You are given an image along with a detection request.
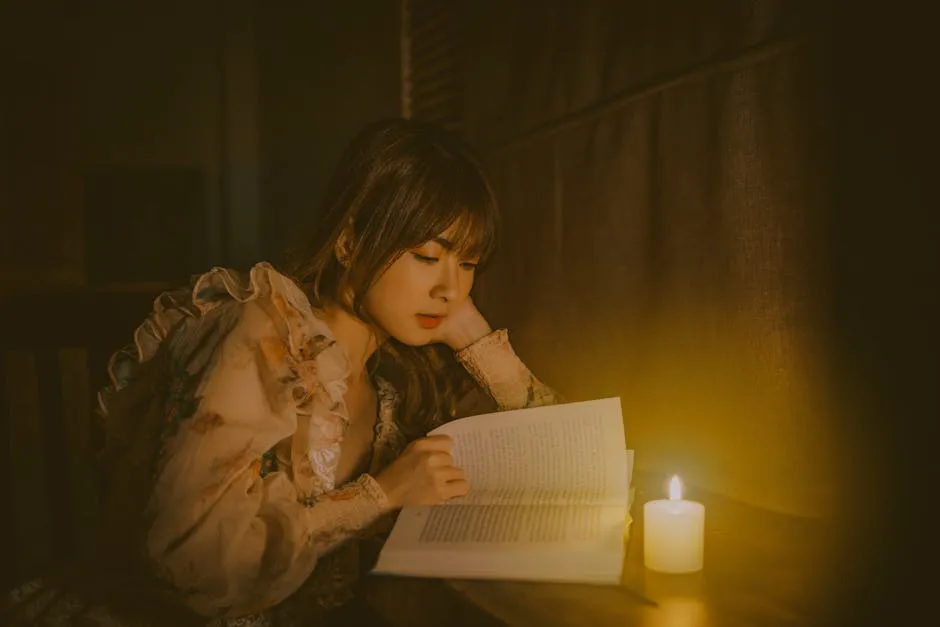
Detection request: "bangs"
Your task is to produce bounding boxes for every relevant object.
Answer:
[442,207,497,263]
[351,121,501,278]
[397,159,499,265]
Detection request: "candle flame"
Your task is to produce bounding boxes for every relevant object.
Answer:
[668,475,683,500]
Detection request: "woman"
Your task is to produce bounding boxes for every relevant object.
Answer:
[3,118,562,625]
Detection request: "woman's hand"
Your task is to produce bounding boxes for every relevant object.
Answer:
[373,435,469,508]
[433,297,493,351]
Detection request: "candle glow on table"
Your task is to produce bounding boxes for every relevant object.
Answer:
[643,475,705,573]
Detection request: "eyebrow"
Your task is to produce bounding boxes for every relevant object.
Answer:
[428,235,481,259]
[432,237,454,250]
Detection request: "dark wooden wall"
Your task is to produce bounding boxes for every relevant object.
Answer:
[1,0,400,587]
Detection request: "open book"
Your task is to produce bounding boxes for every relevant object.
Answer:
[371,397,634,585]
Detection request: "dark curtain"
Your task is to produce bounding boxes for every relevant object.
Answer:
[450,3,939,621]
[460,0,835,519]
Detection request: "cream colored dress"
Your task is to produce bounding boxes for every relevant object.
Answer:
[2,262,562,626]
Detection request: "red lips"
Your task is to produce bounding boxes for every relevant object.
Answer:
[416,314,444,329]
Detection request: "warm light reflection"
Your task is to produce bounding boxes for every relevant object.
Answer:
[642,598,708,627]
[668,475,683,501]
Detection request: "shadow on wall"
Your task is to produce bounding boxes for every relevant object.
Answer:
[466,0,837,519]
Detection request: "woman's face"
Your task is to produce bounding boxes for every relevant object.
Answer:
[363,224,480,346]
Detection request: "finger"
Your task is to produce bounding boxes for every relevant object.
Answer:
[414,434,452,452]
[424,451,454,468]
[434,466,466,482]
[443,479,470,498]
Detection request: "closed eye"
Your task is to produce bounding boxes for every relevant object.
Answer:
[412,253,438,263]
[460,262,478,271]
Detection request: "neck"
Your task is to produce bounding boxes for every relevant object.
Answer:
[319,303,383,382]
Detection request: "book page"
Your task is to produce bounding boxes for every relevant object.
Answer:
[372,398,633,583]
[372,503,628,583]
[380,487,634,551]
[430,397,628,505]
[414,504,624,545]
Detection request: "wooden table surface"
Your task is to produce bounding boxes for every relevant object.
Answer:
[361,472,837,627]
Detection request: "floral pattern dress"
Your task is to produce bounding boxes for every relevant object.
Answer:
[1,262,562,626]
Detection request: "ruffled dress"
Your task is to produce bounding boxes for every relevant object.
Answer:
[1,262,562,626]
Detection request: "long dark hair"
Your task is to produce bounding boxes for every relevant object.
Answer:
[284,118,500,436]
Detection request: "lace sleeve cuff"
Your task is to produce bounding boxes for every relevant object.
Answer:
[454,329,558,410]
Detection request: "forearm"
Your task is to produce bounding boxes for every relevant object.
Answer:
[455,329,565,411]
[302,474,392,551]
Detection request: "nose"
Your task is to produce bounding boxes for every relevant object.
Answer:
[431,260,460,302]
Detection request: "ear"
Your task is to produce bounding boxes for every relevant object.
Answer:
[334,223,354,268]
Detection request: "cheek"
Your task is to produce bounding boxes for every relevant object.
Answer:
[363,263,416,317]
[461,272,475,298]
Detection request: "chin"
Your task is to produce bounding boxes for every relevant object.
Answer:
[375,322,422,346]
[390,332,434,347]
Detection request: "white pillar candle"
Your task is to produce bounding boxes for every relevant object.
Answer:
[643,475,705,573]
